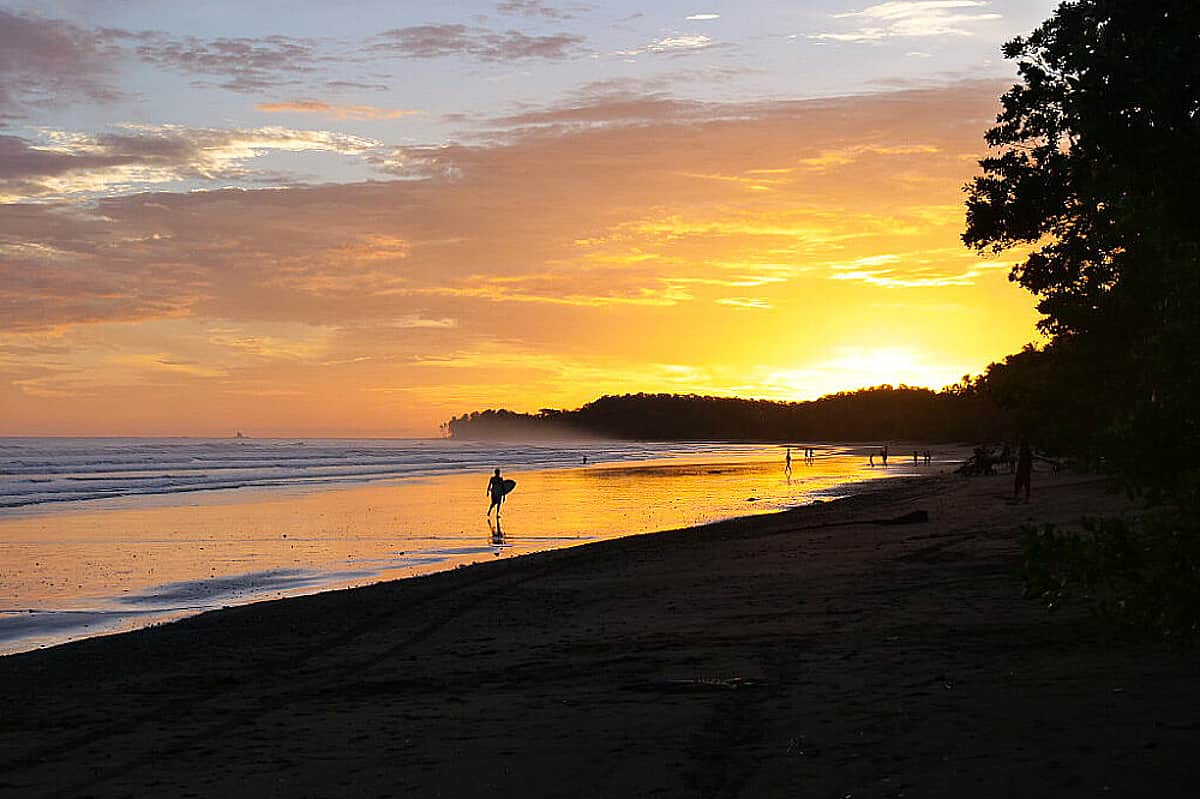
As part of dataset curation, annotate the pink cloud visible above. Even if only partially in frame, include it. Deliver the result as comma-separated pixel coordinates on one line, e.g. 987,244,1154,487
0,10,122,116
256,100,420,120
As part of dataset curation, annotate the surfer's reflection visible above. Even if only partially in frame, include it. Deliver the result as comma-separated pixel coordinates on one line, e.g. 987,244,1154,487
488,515,505,555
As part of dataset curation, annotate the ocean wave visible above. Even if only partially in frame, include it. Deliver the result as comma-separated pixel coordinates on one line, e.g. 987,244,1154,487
0,437,769,510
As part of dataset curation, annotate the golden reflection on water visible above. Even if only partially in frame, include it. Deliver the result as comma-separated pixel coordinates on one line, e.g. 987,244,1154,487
0,446,938,652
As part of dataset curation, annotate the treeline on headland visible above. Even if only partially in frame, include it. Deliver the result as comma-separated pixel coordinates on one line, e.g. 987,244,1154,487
444,384,1007,443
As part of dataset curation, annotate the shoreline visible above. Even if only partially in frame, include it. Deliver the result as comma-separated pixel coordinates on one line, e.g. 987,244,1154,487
4,469,1199,796
1,445,939,656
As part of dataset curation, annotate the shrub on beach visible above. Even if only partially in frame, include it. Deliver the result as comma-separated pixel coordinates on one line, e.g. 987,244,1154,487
1021,510,1200,644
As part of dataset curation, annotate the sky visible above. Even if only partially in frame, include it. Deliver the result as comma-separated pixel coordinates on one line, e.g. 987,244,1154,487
0,0,1059,437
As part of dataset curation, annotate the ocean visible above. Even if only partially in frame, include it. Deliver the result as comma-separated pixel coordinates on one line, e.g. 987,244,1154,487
0,437,731,510
0,437,947,655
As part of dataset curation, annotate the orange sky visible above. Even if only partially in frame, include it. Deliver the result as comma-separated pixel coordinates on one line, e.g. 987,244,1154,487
2,79,1041,436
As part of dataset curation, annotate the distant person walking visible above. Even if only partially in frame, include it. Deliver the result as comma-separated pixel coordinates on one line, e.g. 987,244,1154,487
881,445,889,467
1014,439,1033,502
487,468,507,518
785,447,793,475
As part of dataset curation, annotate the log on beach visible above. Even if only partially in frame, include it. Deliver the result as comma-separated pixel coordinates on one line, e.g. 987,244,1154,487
2,472,1199,798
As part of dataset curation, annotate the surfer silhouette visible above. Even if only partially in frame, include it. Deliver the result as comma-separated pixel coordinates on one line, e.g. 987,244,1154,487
487,468,516,518
487,468,504,517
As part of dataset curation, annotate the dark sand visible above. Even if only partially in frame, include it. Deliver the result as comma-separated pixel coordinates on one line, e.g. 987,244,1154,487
3,471,1199,798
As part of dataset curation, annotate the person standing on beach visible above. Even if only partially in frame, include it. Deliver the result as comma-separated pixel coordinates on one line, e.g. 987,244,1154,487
1014,439,1033,502
785,447,792,475
487,468,506,518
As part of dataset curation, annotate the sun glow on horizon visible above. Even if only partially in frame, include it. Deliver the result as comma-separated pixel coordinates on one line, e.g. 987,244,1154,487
800,346,970,396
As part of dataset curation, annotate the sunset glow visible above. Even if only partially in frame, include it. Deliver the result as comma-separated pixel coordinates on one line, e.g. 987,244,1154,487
0,1,1056,436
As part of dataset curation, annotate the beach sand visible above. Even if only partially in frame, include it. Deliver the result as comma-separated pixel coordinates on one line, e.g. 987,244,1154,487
2,470,1198,797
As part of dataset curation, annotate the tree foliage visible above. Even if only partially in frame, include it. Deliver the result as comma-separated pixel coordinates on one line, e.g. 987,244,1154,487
964,0,1200,496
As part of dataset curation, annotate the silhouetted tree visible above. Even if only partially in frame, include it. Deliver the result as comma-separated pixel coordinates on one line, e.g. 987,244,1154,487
964,0,1200,494
446,387,1007,443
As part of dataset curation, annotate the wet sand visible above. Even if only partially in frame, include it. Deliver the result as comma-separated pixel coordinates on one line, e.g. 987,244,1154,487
1,445,911,655
2,470,1199,797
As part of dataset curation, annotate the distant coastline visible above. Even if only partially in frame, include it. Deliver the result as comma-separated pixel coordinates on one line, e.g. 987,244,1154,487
445,387,1007,443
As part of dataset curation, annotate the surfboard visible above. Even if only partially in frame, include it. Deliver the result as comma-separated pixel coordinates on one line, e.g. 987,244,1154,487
500,478,517,496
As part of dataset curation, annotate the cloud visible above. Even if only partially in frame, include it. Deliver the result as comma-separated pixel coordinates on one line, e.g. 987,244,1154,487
493,95,715,127
797,142,941,171
118,30,323,92
371,24,584,61
649,34,713,52
1,81,1037,435
686,14,720,21
0,10,123,115
382,315,459,329
256,100,420,120
367,144,467,179
0,125,378,202
71,18,589,95
814,1,1002,42
486,66,754,130
324,79,391,92
496,1,575,20
715,297,772,309
824,249,1005,287
573,66,750,96
0,81,1006,323
619,33,715,57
